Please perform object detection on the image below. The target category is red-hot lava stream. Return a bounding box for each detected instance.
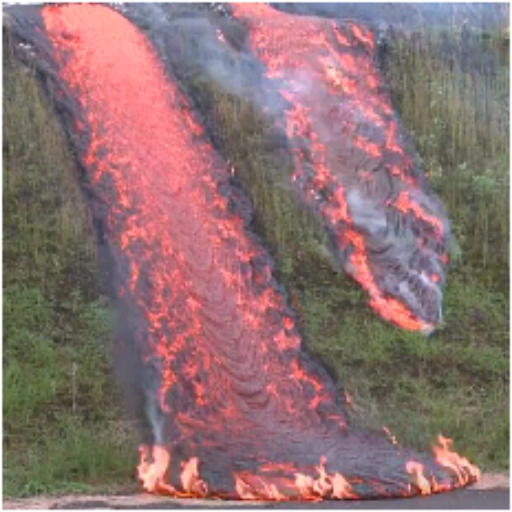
[230,3,451,334]
[38,3,479,502]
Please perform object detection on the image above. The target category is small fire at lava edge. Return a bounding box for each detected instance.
[7,2,480,502]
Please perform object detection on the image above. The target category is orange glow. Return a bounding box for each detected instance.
[405,436,482,497]
[231,3,448,332]
[433,436,481,485]
[41,3,352,499]
[137,445,174,494]
[353,136,382,158]
[406,461,432,495]
[349,23,375,51]
[180,457,208,496]
[332,473,355,499]
[295,473,317,500]
[393,191,445,236]
[235,475,258,500]
[234,474,287,501]
[232,458,360,501]
[382,425,398,446]
[39,2,477,502]
[294,457,358,500]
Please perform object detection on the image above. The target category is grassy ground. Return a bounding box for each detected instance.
[3,21,509,498]
[352,31,509,468]
[3,44,137,497]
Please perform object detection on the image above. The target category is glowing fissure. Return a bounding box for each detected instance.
[23,2,480,501]
[231,3,451,333]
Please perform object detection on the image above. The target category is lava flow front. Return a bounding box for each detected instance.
[231,3,452,333]
[32,3,479,501]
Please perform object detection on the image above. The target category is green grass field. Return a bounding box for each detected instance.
[3,23,509,497]
[3,44,137,497]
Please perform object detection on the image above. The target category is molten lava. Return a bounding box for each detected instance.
[12,2,481,501]
[231,3,451,333]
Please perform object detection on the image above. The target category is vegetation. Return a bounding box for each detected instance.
[3,45,137,497]
[3,20,508,498]
[382,28,509,287]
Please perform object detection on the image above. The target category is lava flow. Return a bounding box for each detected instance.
[231,3,451,333]
[25,2,480,501]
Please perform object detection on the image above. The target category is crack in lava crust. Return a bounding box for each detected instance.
[27,3,481,501]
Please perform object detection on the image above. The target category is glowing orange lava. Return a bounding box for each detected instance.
[231,3,451,332]
[35,2,478,502]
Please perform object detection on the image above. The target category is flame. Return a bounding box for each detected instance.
[235,475,258,500]
[181,457,208,497]
[265,483,286,501]
[332,473,355,499]
[234,457,358,501]
[294,473,317,500]
[405,436,482,497]
[234,474,287,501]
[137,450,209,497]
[406,461,432,495]
[433,435,481,485]
[294,457,358,500]
[313,457,332,497]
[137,445,174,495]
